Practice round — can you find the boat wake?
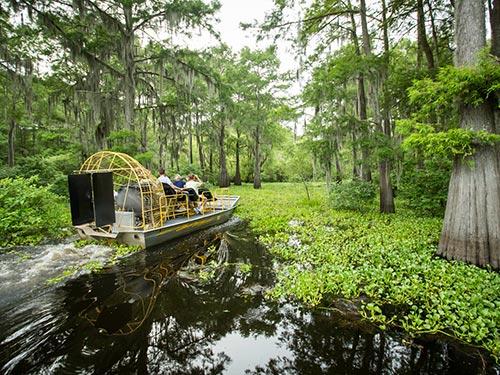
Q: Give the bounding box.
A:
[0,243,114,306]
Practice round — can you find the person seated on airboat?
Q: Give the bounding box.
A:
[157,168,199,213]
[173,174,186,188]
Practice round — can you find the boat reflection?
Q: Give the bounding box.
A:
[78,235,227,335]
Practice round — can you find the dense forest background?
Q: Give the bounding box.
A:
[0,0,498,219]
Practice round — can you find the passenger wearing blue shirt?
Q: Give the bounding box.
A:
[173,174,186,188]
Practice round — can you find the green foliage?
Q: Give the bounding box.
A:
[111,243,142,261]
[408,54,500,120]
[109,130,139,155]
[46,260,104,285]
[134,151,154,166]
[330,180,376,211]
[238,262,252,274]
[0,177,71,246]
[398,159,451,217]
[0,153,79,197]
[73,238,141,261]
[232,183,500,360]
[397,120,500,159]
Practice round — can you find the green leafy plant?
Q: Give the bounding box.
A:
[0,177,71,247]
[231,183,500,360]
[397,120,500,159]
[330,179,376,211]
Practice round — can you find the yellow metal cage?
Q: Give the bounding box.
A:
[79,151,167,230]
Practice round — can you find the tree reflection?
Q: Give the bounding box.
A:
[246,307,490,374]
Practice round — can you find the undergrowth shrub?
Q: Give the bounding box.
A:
[330,179,376,211]
[398,159,451,216]
[0,177,71,247]
[0,153,79,197]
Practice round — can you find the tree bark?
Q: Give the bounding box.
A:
[426,0,440,67]
[253,123,262,189]
[417,0,435,70]
[489,0,500,57]
[8,117,16,167]
[325,158,332,191]
[188,116,193,165]
[234,130,242,185]
[194,109,206,176]
[218,115,230,187]
[379,0,395,213]
[353,1,372,181]
[438,0,500,268]
[122,3,135,131]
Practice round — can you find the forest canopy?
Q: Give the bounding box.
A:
[0,0,499,264]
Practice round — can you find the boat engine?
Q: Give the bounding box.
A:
[115,184,145,215]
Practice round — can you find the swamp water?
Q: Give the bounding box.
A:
[0,219,497,374]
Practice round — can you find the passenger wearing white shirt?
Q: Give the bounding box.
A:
[184,174,203,194]
[158,168,180,192]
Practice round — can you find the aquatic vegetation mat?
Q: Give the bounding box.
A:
[230,183,500,360]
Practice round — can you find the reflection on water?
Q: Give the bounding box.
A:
[0,219,498,374]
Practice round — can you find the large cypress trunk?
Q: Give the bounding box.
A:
[438,0,500,268]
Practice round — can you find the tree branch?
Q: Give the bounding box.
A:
[265,8,359,30]
[86,0,124,34]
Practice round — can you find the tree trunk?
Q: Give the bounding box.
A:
[234,130,242,185]
[218,116,230,187]
[325,158,332,191]
[352,126,359,178]
[417,0,435,70]
[140,110,147,152]
[195,110,205,175]
[122,3,135,131]
[209,148,213,174]
[438,0,500,268]
[351,3,372,181]
[253,123,262,189]
[489,0,500,57]
[189,127,193,165]
[8,117,16,167]
[379,0,395,213]
[426,0,440,67]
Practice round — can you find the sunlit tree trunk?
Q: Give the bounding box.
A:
[438,0,500,268]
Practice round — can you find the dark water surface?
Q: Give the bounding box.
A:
[0,219,498,374]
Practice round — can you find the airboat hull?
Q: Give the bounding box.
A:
[75,196,239,249]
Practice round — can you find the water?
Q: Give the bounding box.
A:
[0,220,498,374]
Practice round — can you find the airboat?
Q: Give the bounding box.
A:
[68,151,239,248]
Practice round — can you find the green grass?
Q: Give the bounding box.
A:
[228,182,500,360]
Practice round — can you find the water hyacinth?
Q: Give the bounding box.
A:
[230,183,500,361]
